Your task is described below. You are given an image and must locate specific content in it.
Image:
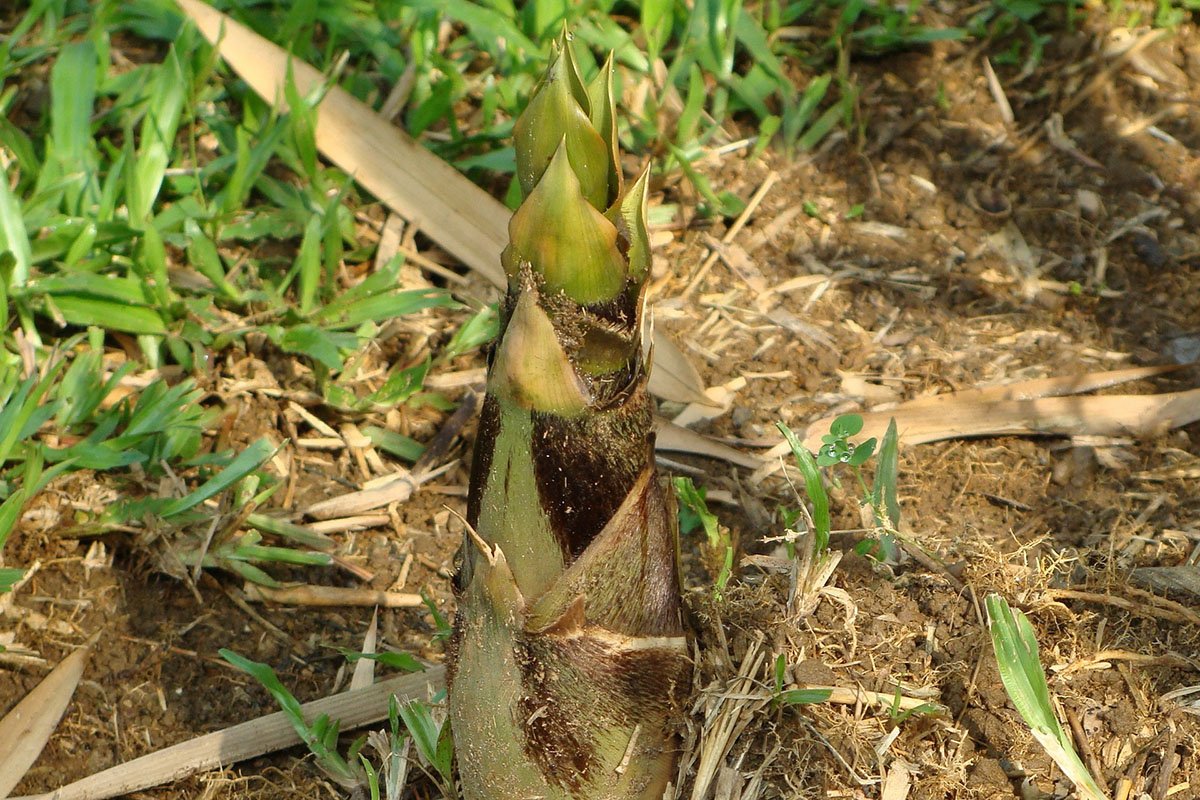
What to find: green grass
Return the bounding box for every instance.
[0,0,475,588]
[221,647,452,799]
[986,595,1108,800]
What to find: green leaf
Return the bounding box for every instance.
[777,422,830,553]
[337,648,424,673]
[220,648,360,786]
[871,419,901,529]
[136,222,173,310]
[672,476,719,547]
[829,413,863,438]
[0,362,65,467]
[847,437,875,467]
[361,426,424,462]
[48,40,99,212]
[0,164,31,288]
[0,567,24,593]
[733,6,791,88]
[433,715,455,784]
[409,0,539,59]
[312,288,456,331]
[130,46,187,223]
[246,513,336,552]
[267,324,353,371]
[641,0,675,61]
[45,294,168,335]
[231,544,332,567]
[985,595,1108,800]
[295,214,323,315]
[184,219,241,300]
[796,100,844,151]
[421,590,452,643]
[440,304,498,361]
[676,64,706,146]
[218,115,289,215]
[777,688,833,705]
[157,438,276,518]
[223,559,283,588]
[397,700,441,772]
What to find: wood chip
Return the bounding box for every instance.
[1128,567,1200,604]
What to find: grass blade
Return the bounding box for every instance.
[871,418,900,529]
[777,421,830,553]
[772,422,830,554]
[48,40,99,212]
[0,165,32,287]
[129,46,188,223]
[158,438,276,518]
[985,595,1109,800]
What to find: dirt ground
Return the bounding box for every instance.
[4,13,1200,800]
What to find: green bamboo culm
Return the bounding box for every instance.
[446,33,689,800]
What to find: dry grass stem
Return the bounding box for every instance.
[242,583,424,608]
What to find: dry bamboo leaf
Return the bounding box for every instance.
[0,644,91,799]
[804,388,1200,452]
[655,418,763,469]
[650,333,711,405]
[756,366,1198,476]
[175,0,708,404]
[899,363,1186,407]
[757,388,1200,471]
[11,667,446,800]
[175,0,506,285]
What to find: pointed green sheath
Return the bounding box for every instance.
[448,34,689,800]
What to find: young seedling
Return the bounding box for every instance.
[776,420,840,615]
[775,414,904,612]
[780,414,902,562]
[220,649,366,791]
[395,693,456,798]
[221,648,451,798]
[674,476,733,599]
[985,595,1108,800]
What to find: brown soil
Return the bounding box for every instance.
[4,12,1200,800]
